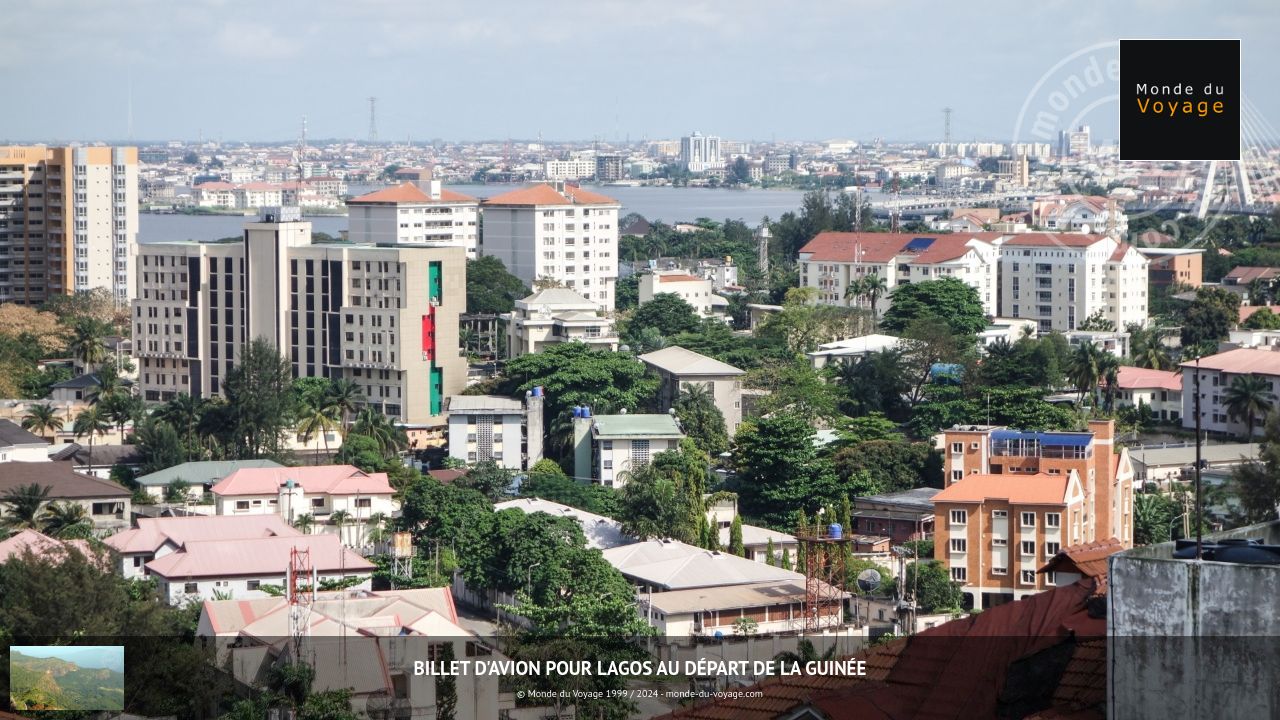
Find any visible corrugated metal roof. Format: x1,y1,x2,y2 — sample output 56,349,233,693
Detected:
591,414,684,439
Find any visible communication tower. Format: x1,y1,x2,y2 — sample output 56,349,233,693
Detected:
794,522,850,633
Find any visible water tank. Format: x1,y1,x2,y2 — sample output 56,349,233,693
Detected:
532,386,544,397
828,523,844,539
572,406,582,418
582,406,592,418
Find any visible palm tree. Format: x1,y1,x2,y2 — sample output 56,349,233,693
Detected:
861,273,888,323
21,404,63,441
72,405,110,471
98,391,141,441
86,362,122,405
1,483,51,534
843,276,866,309
68,319,109,373
1223,375,1275,438
352,407,407,455
365,512,389,547
1068,342,1107,406
296,401,340,461
293,513,315,535
39,501,92,539
329,510,351,545
773,639,838,670
324,379,364,436
1101,358,1121,412
1128,323,1174,371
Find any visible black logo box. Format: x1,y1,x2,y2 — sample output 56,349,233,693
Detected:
1119,39,1240,161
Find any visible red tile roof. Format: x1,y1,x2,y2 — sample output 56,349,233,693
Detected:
211,464,394,497
1114,366,1181,392
1109,243,1137,262
348,182,476,204
1223,266,1280,284
932,472,1073,505
1179,347,1280,376
481,183,618,206
1038,537,1123,596
798,232,998,265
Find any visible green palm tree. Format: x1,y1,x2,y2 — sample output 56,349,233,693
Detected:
296,401,340,461
40,501,92,539
844,276,866,308
98,391,141,440
329,510,351,545
21,403,63,441
1102,358,1121,411
1069,342,1107,406
1223,375,1275,438
365,511,388,546
68,319,109,373
861,272,888,322
155,393,204,460
324,379,364,436
72,405,111,471
773,639,838,670
1128,323,1174,371
293,513,315,535
352,407,407,455
1,483,51,534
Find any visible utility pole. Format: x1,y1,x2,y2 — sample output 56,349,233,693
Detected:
1194,357,1203,560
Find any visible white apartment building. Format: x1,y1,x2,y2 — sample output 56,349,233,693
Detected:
0,146,137,305
1114,366,1182,422
797,232,1000,317
571,412,685,488
680,132,724,172
1181,348,1280,438
996,233,1148,333
504,287,619,359
544,157,597,181
347,181,480,258
1030,195,1128,236
638,270,727,319
132,207,466,430
445,392,544,470
480,182,621,310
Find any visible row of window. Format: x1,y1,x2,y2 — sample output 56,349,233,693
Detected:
950,537,1062,557
950,567,1049,584
949,509,1061,528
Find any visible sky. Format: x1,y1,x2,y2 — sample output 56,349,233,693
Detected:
12,645,126,672
2,0,1278,144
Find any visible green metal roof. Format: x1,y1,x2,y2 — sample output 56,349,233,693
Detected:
590,414,684,439
134,459,284,487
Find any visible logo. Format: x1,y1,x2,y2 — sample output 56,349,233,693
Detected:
1120,39,1240,161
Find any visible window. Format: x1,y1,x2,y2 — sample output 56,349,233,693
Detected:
949,538,967,553
1045,541,1061,557
247,580,260,591
1046,513,1061,528
356,498,372,508
950,469,963,482
992,566,1007,575
992,538,1007,546
1021,570,1037,585
992,510,1008,519
1021,540,1036,556
950,566,967,582
603,459,613,470
235,500,250,511
950,442,963,453
949,509,967,525
132,556,143,568
1021,512,1036,527
602,440,613,450
311,498,324,508
184,583,198,594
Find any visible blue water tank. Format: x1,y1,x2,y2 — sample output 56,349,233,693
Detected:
572,406,582,418
532,386,543,397
828,523,844,539
582,406,592,418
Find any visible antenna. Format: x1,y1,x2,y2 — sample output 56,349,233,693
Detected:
126,72,133,142
367,96,378,143
943,107,952,146
287,546,317,664
890,172,902,233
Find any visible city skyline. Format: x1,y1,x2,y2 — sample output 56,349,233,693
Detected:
3,0,1278,143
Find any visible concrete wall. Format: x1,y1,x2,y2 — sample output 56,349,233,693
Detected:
1109,522,1280,719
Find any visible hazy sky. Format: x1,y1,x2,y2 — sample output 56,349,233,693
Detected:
3,0,1277,143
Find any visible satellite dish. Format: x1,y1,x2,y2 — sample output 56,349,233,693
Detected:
857,568,882,593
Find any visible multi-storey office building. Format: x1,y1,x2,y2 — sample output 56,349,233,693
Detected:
995,233,1147,332
346,182,480,257
132,208,464,430
0,146,137,305
480,182,621,311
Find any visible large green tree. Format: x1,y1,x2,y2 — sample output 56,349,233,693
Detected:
880,277,988,336
1179,286,1241,356
673,382,729,457
731,412,842,528
904,560,963,613
518,459,619,516
223,338,295,458
616,442,706,542
625,292,701,341
466,256,530,314
1229,412,1280,524
833,440,944,494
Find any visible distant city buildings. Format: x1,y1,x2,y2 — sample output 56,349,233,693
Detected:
679,132,724,172
480,182,621,310
132,208,466,431
0,145,137,305
1059,125,1092,157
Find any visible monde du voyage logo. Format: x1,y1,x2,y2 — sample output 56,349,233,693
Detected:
1120,39,1240,161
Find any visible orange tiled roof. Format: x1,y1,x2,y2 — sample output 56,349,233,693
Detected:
348,182,476,204
799,232,998,265
658,273,704,283
932,472,1071,505
481,183,618,206
1038,537,1124,596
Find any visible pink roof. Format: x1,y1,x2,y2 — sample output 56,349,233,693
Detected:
799,232,998,264
212,465,394,497
145,534,374,579
0,529,97,565
1181,347,1280,376
106,515,301,554
195,181,235,191
1115,366,1181,392
349,182,477,204
933,472,1074,506
481,183,619,206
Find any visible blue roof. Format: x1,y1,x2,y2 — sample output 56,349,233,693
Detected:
990,430,1092,447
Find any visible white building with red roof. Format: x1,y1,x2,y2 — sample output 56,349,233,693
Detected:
797,232,1001,316
995,233,1148,332
105,514,302,579
1181,348,1280,437
1030,194,1127,236
480,182,621,311
638,270,728,320
347,181,480,257
1113,366,1183,421
210,464,397,544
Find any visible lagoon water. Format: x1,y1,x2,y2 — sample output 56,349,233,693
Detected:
139,184,817,243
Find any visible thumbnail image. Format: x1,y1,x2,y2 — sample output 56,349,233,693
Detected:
8,646,124,712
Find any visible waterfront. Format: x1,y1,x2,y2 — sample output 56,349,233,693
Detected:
138,184,816,243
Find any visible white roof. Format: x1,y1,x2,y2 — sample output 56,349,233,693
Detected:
645,578,840,614
602,539,803,590
446,395,524,413
494,498,634,549
517,287,598,310
808,334,902,359
638,346,744,377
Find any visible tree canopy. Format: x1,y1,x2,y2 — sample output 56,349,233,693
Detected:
466,256,529,314
731,412,842,528
880,277,988,336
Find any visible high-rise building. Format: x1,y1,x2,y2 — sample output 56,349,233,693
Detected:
346,181,479,258
595,154,624,182
480,183,620,310
132,207,465,432
1058,125,1091,157
0,146,137,305
679,132,724,172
